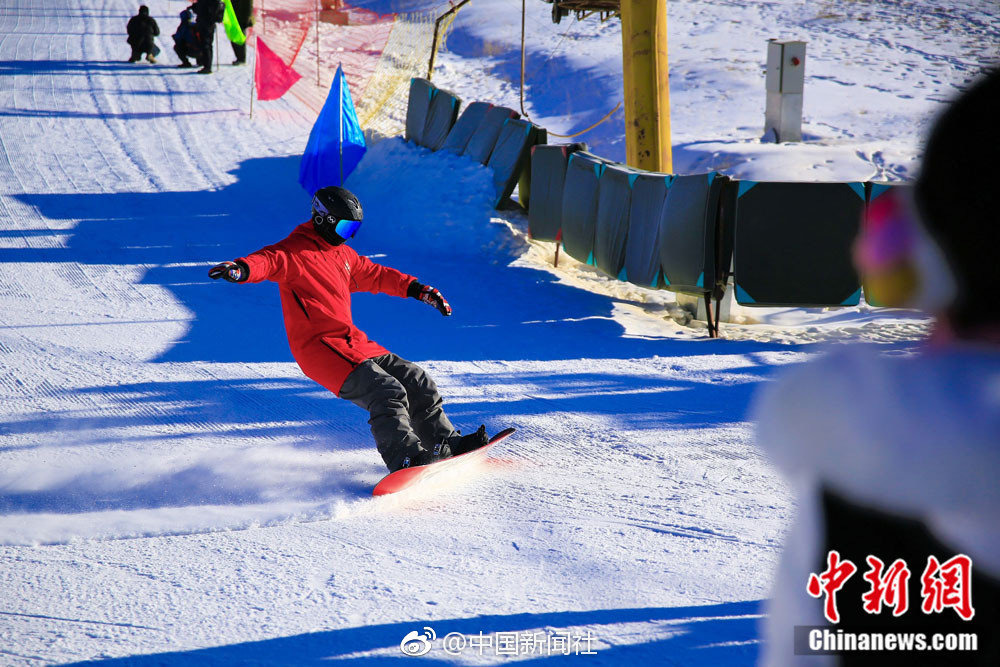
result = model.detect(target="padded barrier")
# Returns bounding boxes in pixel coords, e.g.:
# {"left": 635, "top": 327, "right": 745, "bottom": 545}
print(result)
{"left": 658, "top": 172, "right": 729, "bottom": 294}
{"left": 527, "top": 144, "right": 582, "bottom": 241}
{"left": 733, "top": 181, "right": 866, "bottom": 306}
{"left": 594, "top": 164, "right": 639, "bottom": 279}
{"left": 862, "top": 181, "right": 912, "bottom": 307}
{"left": 420, "top": 88, "right": 461, "bottom": 151}
{"left": 405, "top": 78, "right": 435, "bottom": 146}
{"left": 441, "top": 101, "right": 492, "bottom": 155}
{"left": 560, "top": 151, "right": 608, "bottom": 265}
{"left": 487, "top": 118, "right": 542, "bottom": 207}
{"left": 624, "top": 172, "right": 672, "bottom": 288}
{"left": 464, "top": 106, "right": 520, "bottom": 165}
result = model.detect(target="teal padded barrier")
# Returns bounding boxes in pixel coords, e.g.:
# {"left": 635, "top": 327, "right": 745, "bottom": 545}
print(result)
{"left": 733, "top": 181, "right": 865, "bottom": 306}
{"left": 527, "top": 144, "right": 575, "bottom": 241}
{"left": 594, "top": 164, "right": 639, "bottom": 278}
{"left": 624, "top": 172, "right": 672, "bottom": 288}
{"left": 658, "top": 172, "right": 729, "bottom": 295}
{"left": 487, "top": 118, "right": 543, "bottom": 208}
{"left": 441, "top": 101, "right": 492, "bottom": 155}
{"left": 464, "top": 105, "right": 520, "bottom": 165}
{"left": 420, "top": 88, "right": 461, "bottom": 151}
{"left": 405, "top": 78, "right": 436, "bottom": 146}
{"left": 560, "top": 151, "right": 607, "bottom": 265}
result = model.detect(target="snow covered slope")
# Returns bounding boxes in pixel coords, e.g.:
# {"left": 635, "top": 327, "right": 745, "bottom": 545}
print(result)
{"left": 0, "top": 0, "right": 993, "bottom": 664}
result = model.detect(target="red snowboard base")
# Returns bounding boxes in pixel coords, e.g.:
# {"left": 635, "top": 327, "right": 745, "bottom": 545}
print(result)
{"left": 372, "top": 427, "right": 515, "bottom": 496}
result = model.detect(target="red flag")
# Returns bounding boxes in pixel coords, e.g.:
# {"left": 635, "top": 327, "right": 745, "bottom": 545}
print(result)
{"left": 254, "top": 38, "right": 302, "bottom": 102}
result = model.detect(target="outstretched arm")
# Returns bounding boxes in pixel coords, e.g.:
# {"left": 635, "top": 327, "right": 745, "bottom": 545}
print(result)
{"left": 349, "top": 252, "right": 452, "bottom": 316}
{"left": 209, "top": 240, "right": 298, "bottom": 284}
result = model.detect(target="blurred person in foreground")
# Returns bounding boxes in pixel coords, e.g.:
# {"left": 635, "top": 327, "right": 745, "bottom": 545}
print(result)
{"left": 755, "top": 69, "right": 1000, "bottom": 666}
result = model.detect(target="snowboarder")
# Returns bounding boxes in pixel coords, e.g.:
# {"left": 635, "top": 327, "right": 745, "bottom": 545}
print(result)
{"left": 171, "top": 8, "right": 199, "bottom": 68}
{"left": 126, "top": 5, "right": 160, "bottom": 64}
{"left": 754, "top": 69, "right": 1000, "bottom": 666}
{"left": 208, "top": 186, "right": 489, "bottom": 472}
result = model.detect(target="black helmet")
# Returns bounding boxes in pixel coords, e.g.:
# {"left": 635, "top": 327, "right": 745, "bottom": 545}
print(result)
{"left": 311, "top": 186, "right": 363, "bottom": 246}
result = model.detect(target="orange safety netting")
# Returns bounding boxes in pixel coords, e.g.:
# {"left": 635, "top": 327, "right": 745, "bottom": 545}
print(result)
{"left": 252, "top": 1, "right": 458, "bottom": 135}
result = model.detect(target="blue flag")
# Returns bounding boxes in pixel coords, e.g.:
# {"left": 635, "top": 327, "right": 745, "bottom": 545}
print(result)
{"left": 299, "top": 65, "right": 367, "bottom": 195}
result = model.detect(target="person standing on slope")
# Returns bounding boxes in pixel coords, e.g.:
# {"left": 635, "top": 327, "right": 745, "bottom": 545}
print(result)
{"left": 191, "top": 0, "right": 223, "bottom": 74}
{"left": 228, "top": 0, "right": 254, "bottom": 65}
{"left": 208, "top": 186, "right": 488, "bottom": 472}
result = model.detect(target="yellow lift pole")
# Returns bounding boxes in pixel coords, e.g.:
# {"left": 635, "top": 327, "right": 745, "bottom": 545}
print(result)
{"left": 619, "top": 0, "right": 672, "bottom": 173}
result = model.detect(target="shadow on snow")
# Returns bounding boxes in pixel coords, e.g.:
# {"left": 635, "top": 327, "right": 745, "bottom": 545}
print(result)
{"left": 62, "top": 601, "right": 765, "bottom": 666}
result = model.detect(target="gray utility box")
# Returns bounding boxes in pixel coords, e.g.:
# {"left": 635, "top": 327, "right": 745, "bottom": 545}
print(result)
{"left": 765, "top": 39, "right": 806, "bottom": 142}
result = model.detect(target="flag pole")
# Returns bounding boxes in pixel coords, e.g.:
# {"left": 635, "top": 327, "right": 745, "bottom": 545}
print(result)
{"left": 250, "top": 33, "right": 256, "bottom": 119}
{"left": 339, "top": 64, "right": 344, "bottom": 186}
{"left": 315, "top": 0, "right": 321, "bottom": 87}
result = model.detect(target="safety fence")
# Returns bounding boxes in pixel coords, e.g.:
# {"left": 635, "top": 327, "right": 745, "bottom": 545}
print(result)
{"left": 256, "top": 1, "right": 460, "bottom": 137}
{"left": 402, "top": 81, "right": 901, "bottom": 338}
{"left": 404, "top": 77, "right": 548, "bottom": 209}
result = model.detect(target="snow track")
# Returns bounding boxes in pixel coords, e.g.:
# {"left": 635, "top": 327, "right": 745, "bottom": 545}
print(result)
{"left": 0, "top": 0, "right": 964, "bottom": 664}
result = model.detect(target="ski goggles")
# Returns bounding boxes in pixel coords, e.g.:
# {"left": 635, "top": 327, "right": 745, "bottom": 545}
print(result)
{"left": 327, "top": 218, "right": 361, "bottom": 239}
{"left": 312, "top": 200, "right": 362, "bottom": 239}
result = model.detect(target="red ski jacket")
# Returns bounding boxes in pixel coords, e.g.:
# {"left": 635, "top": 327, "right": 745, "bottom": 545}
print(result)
{"left": 238, "top": 222, "right": 416, "bottom": 395}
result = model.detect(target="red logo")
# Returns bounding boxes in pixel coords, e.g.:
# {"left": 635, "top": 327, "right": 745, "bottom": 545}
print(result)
{"left": 808, "top": 550, "right": 858, "bottom": 623}
{"left": 862, "top": 556, "right": 910, "bottom": 617}
{"left": 920, "top": 554, "right": 975, "bottom": 621}
{"left": 808, "top": 551, "right": 976, "bottom": 623}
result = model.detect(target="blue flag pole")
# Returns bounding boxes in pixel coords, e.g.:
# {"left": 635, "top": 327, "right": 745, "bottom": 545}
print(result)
{"left": 298, "top": 62, "right": 366, "bottom": 195}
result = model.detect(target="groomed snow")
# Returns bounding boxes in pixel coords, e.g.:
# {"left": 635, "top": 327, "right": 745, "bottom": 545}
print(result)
{"left": 0, "top": 0, "right": 995, "bottom": 664}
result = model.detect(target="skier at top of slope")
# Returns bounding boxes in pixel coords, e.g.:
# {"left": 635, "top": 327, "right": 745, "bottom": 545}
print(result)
{"left": 209, "top": 186, "right": 488, "bottom": 472}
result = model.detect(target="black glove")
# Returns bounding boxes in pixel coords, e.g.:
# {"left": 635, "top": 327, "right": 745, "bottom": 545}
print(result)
{"left": 208, "top": 260, "right": 248, "bottom": 283}
{"left": 407, "top": 281, "right": 451, "bottom": 316}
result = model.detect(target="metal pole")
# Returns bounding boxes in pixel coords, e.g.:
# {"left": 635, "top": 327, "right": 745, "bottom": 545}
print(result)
{"left": 426, "top": 0, "right": 472, "bottom": 81}
{"left": 250, "top": 34, "right": 256, "bottom": 119}
{"left": 620, "top": 0, "right": 672, "bottom": 172}
{"left": 315, "top": 0, "right": 321, "bottom": 86}
{"left": 339, "top": 66, "right": 344, "bottom": 185}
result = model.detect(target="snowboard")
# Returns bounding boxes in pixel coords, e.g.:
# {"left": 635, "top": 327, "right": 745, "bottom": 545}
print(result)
{"left": 372, "top": 427, "right": 516, "bottom": 496}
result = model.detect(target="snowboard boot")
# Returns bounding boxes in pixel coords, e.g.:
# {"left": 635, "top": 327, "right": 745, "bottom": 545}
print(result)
{"left": 394, "top": 441, "right": 453, "bottom": 471}
{"left": 452, "top": 424, "right": 488, "bottom": 456}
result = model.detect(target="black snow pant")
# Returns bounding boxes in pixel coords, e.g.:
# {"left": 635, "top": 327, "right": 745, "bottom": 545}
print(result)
{"left": 197, "top": 22, "right": 216, "bottom": 70}
{"left": 339, "top": 353, "right": 459, "bottom": 472}
{"left": 230, "top": 18, "right": 251, "bottom": 63}
{"left": 129, "top": 39, "right": 158, "bottom": 61}
{"left": 231, "top": 40, "right": 246, "bottom": 64}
